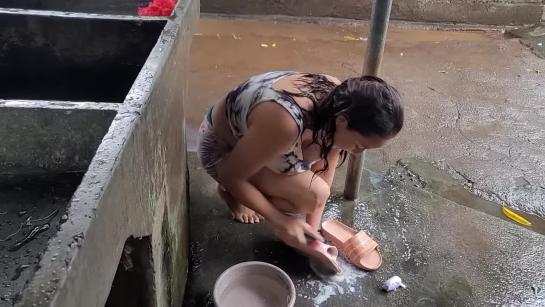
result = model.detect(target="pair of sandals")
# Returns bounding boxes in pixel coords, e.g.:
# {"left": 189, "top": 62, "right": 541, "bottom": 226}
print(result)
{"left": 296, "top": 220, "right": 382, "bottom": 273}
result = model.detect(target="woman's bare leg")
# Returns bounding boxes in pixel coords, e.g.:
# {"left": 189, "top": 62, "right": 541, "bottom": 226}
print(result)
{"left": 217, "top": 166, "right": 330, "bottom": 227}
{"left": 218, "top": 185, "right": 296, "bottom": 224}
{"left": 250, "top": 168, "right": 330, "bottom": 230}
{"left": 217, "top": 185, "right": 263, "bottom": 224}
{"left": 306, "top": 203, "right": 326, "bottom": 230}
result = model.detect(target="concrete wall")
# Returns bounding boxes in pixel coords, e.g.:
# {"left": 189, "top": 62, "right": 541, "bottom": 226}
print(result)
{"left": 0, "top": 15, "right": 165, "bottom": 102}
{"left": 0, "top": 101, "right": 118, "bottom": 175}
{"left": 0, "top": 0, "right": 149, "bottom": 15}
{"left": 201, "top": 0, "right": 545, "bottom": 25}
{"left": 0, "top": 0, "right": 199, "bottom": 306}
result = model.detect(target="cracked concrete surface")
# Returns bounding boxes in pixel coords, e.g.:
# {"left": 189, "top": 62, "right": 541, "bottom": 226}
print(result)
{"left": 185, "top": 153, "right": 545, "bottom": 306}
{"left": 187, "top": 16, "right": 545, "bottom": 217}
{"left": 184, "top": 16, "right": 545, "bottom": 306}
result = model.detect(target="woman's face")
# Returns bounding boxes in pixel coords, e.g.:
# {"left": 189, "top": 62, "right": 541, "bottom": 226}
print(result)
{"left": 333, "top": 116, "right": 392, "bottom": 154}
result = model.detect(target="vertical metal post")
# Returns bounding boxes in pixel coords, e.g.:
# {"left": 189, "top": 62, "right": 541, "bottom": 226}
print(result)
{"left": 344, "top": 0, "right": 393, "bottom": 200}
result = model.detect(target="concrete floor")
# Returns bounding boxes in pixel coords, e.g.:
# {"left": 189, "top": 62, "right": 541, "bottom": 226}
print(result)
{"left": 184, "top": 17, "right": 545, "bottom": 306}
{"left": 506, "top": 22, "right": 545, "bottom": 60}
{"left": 184, "top": 154, "right": 545, "bottom": 306}
{"left": 0, "top": 174, "right": 79, "bottom": 304}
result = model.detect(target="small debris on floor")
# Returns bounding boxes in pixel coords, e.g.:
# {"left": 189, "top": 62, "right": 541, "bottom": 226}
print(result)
{"left": 343, "top": 35, "right": 366, "bottom": 41}
{"left": 532, "top": 285, "right": 542, "bottom": 296}
{"left": 382, "top": 276, "right": 406, "bottom": 292}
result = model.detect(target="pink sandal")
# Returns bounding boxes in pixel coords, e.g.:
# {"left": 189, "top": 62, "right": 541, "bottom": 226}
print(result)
{"left": 321, "top": 220, "right": 382, "bottom": 271}
{"left": 291, "top": 238, "right": 342, "bottom": 273}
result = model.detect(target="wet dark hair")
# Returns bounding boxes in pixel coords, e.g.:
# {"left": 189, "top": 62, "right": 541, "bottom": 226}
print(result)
{"left": 287, "top": 74, "right": 404, "bottom": 173}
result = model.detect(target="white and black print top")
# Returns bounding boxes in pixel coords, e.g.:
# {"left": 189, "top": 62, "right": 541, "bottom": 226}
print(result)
{"left": 225, "top": 71, "right": 318, "bottom": 175}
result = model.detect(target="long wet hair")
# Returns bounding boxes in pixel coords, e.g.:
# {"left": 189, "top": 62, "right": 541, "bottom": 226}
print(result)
{"left": 285, "top": 74, "right": 404, "bottom": 174}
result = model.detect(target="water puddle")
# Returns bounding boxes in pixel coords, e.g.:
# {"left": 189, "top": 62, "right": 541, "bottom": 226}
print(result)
{"left": 394, "top": 158, "right": 545, "bottom": 236}
{"left": 505, "top": 23, "right": 545, "bottom": 59}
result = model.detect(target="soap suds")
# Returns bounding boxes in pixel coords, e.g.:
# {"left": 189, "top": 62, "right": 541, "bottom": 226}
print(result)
{"left": 322, "top": 201, "right": 341, "bottom": 221}
{"left": 300, "top": 257, "right": 368, "bottom": 306}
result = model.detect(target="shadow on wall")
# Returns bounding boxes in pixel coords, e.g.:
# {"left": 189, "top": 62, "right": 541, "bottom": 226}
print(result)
{"left": 106, "top": 236, "right": 154, "bottom": 307}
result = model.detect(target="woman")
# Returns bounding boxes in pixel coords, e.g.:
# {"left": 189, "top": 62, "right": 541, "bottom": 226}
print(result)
{"left": 197, "top": 71, "right": 403, "bottom": 248}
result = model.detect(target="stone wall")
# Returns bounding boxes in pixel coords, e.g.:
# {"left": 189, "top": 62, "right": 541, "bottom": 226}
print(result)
{"left": 201, "top": 0, "right": 544, "bottom": 25}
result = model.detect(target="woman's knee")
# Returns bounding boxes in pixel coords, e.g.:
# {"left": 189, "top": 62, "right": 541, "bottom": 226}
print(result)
{"left": 299, "top": 179, "right": 330, "bottom": 213}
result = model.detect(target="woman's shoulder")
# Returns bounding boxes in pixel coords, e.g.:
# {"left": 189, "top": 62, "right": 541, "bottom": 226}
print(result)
{"left": 247, "top": 101, "right": 300, "bottom": 137}
{"left": 249, "top": 71, "right": 340, "bottom": 83}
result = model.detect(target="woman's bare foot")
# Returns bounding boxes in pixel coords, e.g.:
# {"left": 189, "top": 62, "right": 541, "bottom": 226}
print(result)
{"left": 217, "top": 185, "right": 263, "bottom": 224}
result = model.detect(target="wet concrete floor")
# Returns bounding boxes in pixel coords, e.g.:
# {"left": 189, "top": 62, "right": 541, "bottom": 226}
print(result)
{"left": 506, "top": 22, "right": 545, "bottom": 59}
{"left": 0, "top": 174, "right": 80, "bottom": 306}
{"left": 184, "top": 154, "right": 545, "bottom": 306}
{"left": 184, "top": 16, "right": 545, "bottom": 306}
{"left": 187, "top": 17, "right": 545, "bottom": 218}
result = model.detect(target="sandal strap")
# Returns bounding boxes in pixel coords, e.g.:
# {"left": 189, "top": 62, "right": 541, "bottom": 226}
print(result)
{"left": 343, "top": 231, "right": 378, "bottom": 261}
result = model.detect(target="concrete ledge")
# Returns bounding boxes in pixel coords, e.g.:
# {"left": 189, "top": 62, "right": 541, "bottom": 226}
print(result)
{"left": 0, "top": 102, "right": 117, "bottom": 175}
{"left": 201, "top": 0, "right": 544, "bottom": 25}
{"left": 0, "top": 0, "right": 199, "bottom": 306}
{"left": 0, "top": 0, "right": 149, "bottom": 15}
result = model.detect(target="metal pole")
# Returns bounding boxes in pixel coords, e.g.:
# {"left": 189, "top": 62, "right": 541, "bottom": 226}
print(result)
{"left": 344, "top": 0, "right": 393, "bottom": 200}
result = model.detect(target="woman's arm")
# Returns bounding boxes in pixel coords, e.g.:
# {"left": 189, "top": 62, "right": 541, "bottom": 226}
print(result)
{"left": 311, "top": 148, "right": 341, "bottom": 187}
{"left": 217, "top": 102, "right": 322, "bottom": 243}
{"left": 301, "top": 129, "right": 342, "bottom": 188}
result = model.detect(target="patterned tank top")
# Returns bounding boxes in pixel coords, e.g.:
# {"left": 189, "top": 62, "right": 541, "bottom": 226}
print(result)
{"left": 224, "top": 71, "right": 317, "bottom": 175}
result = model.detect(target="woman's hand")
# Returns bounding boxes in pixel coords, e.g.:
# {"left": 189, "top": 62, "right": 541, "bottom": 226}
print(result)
{"left": 272, "top": 215, "right": 324, "bottom": 247}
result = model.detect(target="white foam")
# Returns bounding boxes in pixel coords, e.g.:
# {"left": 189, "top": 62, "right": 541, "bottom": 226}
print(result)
{"left": 322, "top": 202, "right": 341, "bottom": 221}
{"left": 306, "top": 257, "right": 368, "bottom": 306}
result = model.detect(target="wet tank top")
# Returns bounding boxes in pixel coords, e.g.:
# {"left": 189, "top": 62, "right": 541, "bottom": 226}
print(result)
{"left": 224, "top": 71, "right": 318, "bottom": 175}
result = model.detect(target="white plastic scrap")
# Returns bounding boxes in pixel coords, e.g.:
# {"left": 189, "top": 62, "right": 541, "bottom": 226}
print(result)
{"left": 382, "top": 276, "right": 406, "bottom": 292}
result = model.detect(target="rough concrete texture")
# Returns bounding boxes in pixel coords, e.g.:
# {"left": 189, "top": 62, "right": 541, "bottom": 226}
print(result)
{"left": 0, "top": 1, "right": 199, "bottom": 306}
{"left": 0, "top": 0, "right": 149, "bottom": 15}
{"left": 201, "top": 0, "right": 545, "bottom": 25}
{"left": 506, "top": 22, "right": 545, "bottom": 59}
{"left": 0, "top": 102, "right": 115, "bottom": 304}
{"left": 0, "top": 102, "right": 117, "bottom": 176}
{"left": 391, "top": 158, "right": 545, "bottom": 236}
{"left": 0, "top": 12, "right": 165, "bottom": 102}
{"left": 184, "top": 16, "right": 545, "bottom": 306}
{"left": 187, "top": 17, "right": 545, "bottom": 218}
{"left": 1, "top": 174, "right": 81, "bottom": 305}
{"left": 184, "top": 153, "right": 545, "bottom": 306}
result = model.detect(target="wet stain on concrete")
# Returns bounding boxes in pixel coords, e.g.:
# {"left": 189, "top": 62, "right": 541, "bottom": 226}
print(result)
{"left": 188, "top": 17, "right": 545, "bottom": 221}
{"left": 185, "top": 16, "right": 545, "bottom": 306}
{"left": 506, "top": 23, "right": 545, "bottom": 59}
{"left": 394, "top": 158, "right": 545, "bottom": 235}
{"left": 186, "top": 153, "right": 545, "bottom": 306}
{"left": 0, "top": 173, "right": 81, "bottom": 305}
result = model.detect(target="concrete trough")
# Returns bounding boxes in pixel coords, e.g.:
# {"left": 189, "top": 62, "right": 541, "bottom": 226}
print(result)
{"left": 0, "top": 102, "right": 119, "bottom": 175}
{"left": 0, "top": 12, "right": 166, "bottom": 102}
{"left": 0, "top": 0, "right": 199, "bottom": 306}
{"left": 0, "top": 0, "right": 150, "bottom": 15}
{"left": 0, "top": 101, "right": 118, "bottom": 304}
